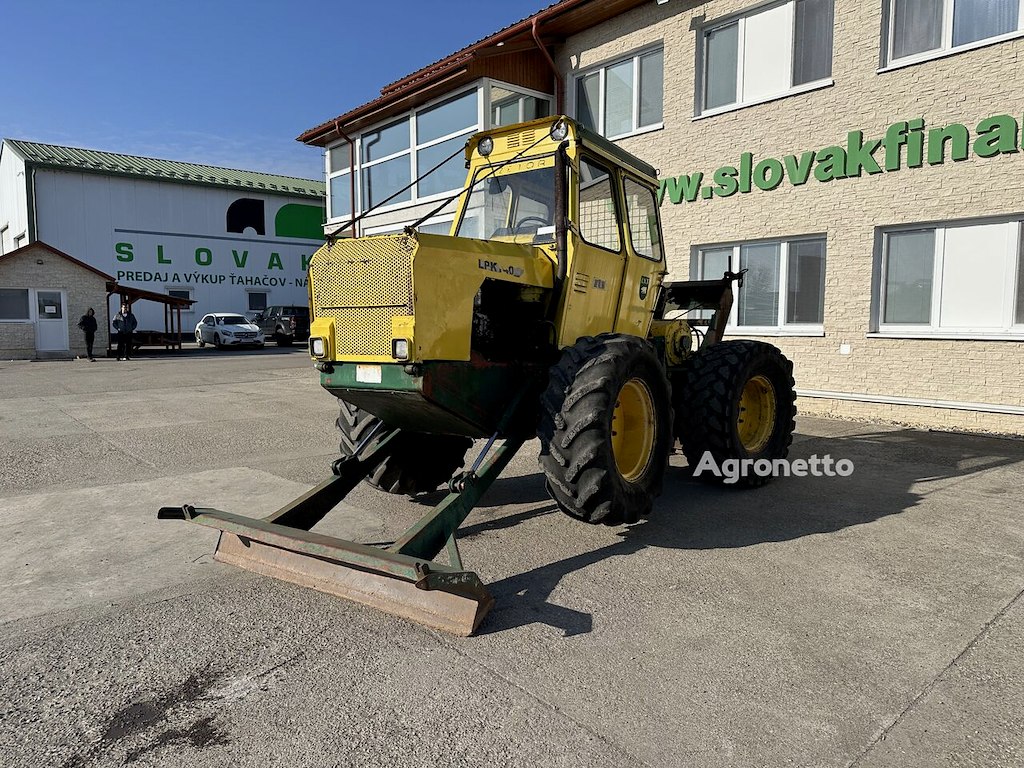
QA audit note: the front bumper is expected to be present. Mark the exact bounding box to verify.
[221,336,264,346]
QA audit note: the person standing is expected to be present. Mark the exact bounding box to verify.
[77,307,98,361]
[113,301,137,361]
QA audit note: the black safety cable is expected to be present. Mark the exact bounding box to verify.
[407,128,557,233]
[326,140,469,240]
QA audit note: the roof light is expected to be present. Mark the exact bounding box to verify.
[550,120,569,142]
[478,136,494,157]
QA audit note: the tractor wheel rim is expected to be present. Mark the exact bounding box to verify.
[611,377,656,482]
[737,374,777,453]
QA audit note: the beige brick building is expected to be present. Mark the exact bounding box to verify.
[300,0,1024,435]
[0,242,112,359]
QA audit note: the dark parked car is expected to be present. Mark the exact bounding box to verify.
[251,305,310,346]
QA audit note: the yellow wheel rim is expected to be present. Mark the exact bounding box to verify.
[611,378,657,482]
[737,374,777,453]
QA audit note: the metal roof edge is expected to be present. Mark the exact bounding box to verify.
[26,161,325,199]
[297,0,606,146]
[6,139,325,198]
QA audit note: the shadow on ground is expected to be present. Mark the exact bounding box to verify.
[476,427,1024,636]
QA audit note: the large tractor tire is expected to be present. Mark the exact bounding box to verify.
[337,399,473,495]
[538,334,673,526]
[674,340,796,487]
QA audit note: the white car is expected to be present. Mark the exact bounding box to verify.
[195,313,265,349]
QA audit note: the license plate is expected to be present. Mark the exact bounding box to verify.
[355,364,382,384]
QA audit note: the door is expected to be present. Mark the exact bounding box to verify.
[199,315,214,342]
[557,156,627,348]
[35,290,68,351]
[615,177,666,338]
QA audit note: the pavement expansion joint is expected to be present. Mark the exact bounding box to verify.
[846,582,1024,767]
[427,628,658,768]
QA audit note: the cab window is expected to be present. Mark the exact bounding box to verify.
[623,177,663,262]
[578,157,621,253]
[455,164,555,243]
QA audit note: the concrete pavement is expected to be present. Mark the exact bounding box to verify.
[0,349,1021,767]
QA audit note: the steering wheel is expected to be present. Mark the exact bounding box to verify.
[512,216,549,233]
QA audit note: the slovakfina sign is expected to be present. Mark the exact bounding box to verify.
[658,113,1022,204]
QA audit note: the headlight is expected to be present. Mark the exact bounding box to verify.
[392,338,409,360]
[310,337,326,358]
[221,330,233,337]
[550,119,569,142]
[478,136,493,157]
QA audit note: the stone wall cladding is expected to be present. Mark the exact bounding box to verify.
[559,0,1024,434]
[0,244,110,359]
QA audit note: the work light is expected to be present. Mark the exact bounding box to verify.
[550,120,569,142]
[478,136,494,157]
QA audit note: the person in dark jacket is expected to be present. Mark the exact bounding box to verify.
[112,302,138,361]
[77,307,98,361]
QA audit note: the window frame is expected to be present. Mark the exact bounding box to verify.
[577,155,625,255]
[166,287,194,314]
[696,0,835,118]
[873,218,1024,339]
[882,0,1024,69]
[0,287,31,322]
[572,45,665,141]
[489,84,553,127]
[245,290,269,313]
[363,214,458,237]
[325,79,553,226]
[622,175,665,263]
[693,234,827,335]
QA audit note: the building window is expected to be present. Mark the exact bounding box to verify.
[878,219,1024,336]
[694,237,826,331]
[325,82,552,225]
[888,0,1023,64]
[167,288,193,313]
[701,0,834,115]
[490,83,551,127]
[0,288,31,320]
[247,291,268,312]
[575,48,664,139]
[326,88,479,221]
[363,215,455,236]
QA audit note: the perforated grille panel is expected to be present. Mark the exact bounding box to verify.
[310,234,415,358]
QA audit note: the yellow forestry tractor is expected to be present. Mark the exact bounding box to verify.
[160,117,796,635]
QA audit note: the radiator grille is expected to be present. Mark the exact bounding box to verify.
[310,234,415,358]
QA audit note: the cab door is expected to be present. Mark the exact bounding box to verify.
[556,155,627,348]
[615,177,666,338]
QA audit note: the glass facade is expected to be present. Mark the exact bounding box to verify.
[326,81,551,223]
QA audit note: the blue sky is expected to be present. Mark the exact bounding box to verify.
[2,0,549,180]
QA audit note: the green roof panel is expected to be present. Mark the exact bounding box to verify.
[5,139,325,198]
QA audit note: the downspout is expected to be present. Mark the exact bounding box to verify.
[25,163,38,243]
[334,119,356,236]
[531,18,564,113]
